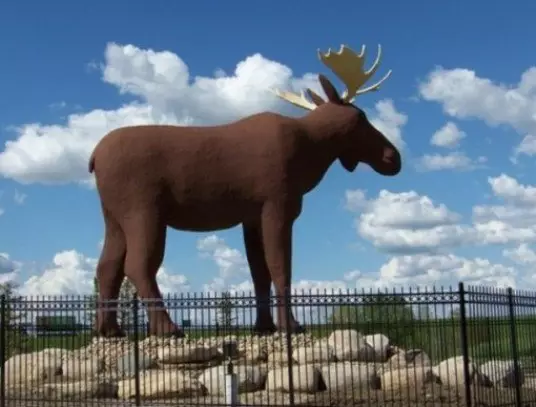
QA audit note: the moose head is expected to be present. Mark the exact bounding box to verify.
[271,44,402,176]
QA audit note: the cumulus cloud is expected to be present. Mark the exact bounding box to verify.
[472,174,536,246]
[197,234,249,293]
[14,249,189,297]
[431,122,466,148]
[347,189,470,254]
[378,254,517,289]
[419,66,536,159]
[416,151,485,172]
[0,42,404,186]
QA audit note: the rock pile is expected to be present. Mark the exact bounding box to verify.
[1,329,528,405]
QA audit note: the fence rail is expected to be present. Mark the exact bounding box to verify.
[0,282,535,406]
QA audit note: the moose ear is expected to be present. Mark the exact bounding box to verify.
[318,74,343,104]
[305,89,326,107]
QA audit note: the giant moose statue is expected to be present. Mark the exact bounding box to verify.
[89,43,402,337]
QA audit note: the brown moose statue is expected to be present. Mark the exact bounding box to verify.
[89,43,402,338]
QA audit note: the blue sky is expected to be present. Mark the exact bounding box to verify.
[1,0,536,297]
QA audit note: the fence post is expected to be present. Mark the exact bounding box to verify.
[507,287,522,407]
[458,282,472,407]
[0,295,5,407]
[132,294,141,407]
[284,287,295,407]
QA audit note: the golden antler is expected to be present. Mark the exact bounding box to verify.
[269,88,318,111]
[318,44,392,103]
[271,43,391,110]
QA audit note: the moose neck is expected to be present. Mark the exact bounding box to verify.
[292,107,349,194]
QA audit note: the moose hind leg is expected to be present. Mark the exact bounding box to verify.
[243,223,277,336]
[123,212,183,337]
[260,201,304,334]
[95,210,127,338]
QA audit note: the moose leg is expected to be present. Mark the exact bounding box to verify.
[260,201,304,333]
[242,223,277,335]
[123,212,183,337]
[95,209,127,337]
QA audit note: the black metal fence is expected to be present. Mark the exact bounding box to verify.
[0,282,535,406]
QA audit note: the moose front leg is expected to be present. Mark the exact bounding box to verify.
[260,200,304,333]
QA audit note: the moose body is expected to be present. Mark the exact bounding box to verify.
[90,44,402,337]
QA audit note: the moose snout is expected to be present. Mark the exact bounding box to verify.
[381,147,401,176]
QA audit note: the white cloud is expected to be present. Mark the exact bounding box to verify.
[347,189,469,254]
[0,42,405,186]
[419,66,536,159]
[431,122,466,148]
[13,190,26,205]
[378,254,517,289]
[369,99,407,151]
[503,243,536,266]
[16,249,188,297]
[472,174,536,245]
[416,151,483,172]
[197,234,249,293]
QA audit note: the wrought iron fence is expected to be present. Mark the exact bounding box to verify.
[0,282,535,406]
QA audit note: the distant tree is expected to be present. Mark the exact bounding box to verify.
[415,304,431,320]
[0,281,29,356]
[87,277,137,332]
[217,291,236,333]
[117,278,137,331]
[329,292,415,346]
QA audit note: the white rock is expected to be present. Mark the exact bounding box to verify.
[157,345,221,364]
[363,334,390,362]
[383,348,431,372]
[327,329,365,361]
[4,350,63,387]
[321,362,380,391]
[199,365,267,395]
[432,356,485,386]
[292,344,334,364]
[266,365,323,393]
[381,366,438,395]
[39,379,117,400]
[268,350,297,366]
[117,370,205,399]
[61,357,105,380]
[479,359,524,388]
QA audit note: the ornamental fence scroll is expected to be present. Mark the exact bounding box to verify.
[0,283,534,406]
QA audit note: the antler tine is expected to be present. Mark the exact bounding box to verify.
[318,43,392,103]
[269,88,317,111]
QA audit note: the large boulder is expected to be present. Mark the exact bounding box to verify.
[363,334,390,362]
[116,349,156,377]
[382,348,431,373]
[157,345,221,364]
[432,356,488,387]
[266,365,325,393]
[267,350,298,366]
[381,366,438,396]
[39,379,118,400]
[4,349,66,388]
[293,343,335,364]
[327,329,366,361]
[199,365,267,395]
[61,357,105,380]
[321,362,380,391]
[479,359,524,388]
[117,370,206,400]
